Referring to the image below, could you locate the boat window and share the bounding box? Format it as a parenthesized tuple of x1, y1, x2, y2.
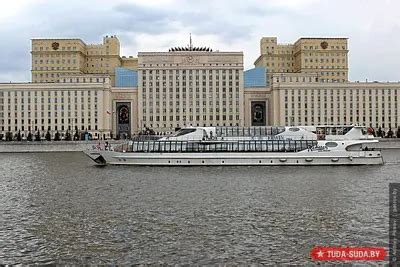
(129, 139, 318, 153)
(317, 127, 325, 134)
(227, 128, 232, 137)
(154, 142, 159, 152)
(212, 126, 286, 137)
(250, 141, 256, 151)
(158, 142, 164, 152)
(172, 128, 197, 137)
(170, 141, 176, 152)
(325, 142, 338, 148)
(343, 126, 353, 135)
(138, 141, 143, 151)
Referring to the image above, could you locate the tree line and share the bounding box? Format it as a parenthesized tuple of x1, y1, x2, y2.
(1, 129, 92, 141)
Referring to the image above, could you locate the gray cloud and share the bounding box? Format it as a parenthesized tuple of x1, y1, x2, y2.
(0, 0, 399, 82)
(26, 2, 177, 39)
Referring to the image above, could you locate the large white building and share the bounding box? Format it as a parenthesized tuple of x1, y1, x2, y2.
(0, 35, 399, 140)
(271, 73, 400, 128)
(2, 71, 399, 140)
(137, 47, 244, 131)
(0, 75, 113, 140)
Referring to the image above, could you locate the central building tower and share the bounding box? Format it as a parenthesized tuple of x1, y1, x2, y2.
(137, 43, 244, 132)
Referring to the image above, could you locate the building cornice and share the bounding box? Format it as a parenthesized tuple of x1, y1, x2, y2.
(294, 37, 348, 45)
(111, 87, 138, 92)
(0, 82, 110, 90)
(31, 50, 87, 57)
(31, 38, 87, 45)
(138, 51, 243, 56)
(272, 82, 400, 89)
(293, 50, 349, 57)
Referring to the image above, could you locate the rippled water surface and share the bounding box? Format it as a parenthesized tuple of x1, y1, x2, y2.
(1, 150, 400, 264)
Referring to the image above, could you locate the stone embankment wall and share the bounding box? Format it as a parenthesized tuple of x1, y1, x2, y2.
(370, 139, 400, 149)
(0, 141, 123, 153)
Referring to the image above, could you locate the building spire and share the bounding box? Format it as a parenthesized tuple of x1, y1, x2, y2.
(168, 34, 212, 52)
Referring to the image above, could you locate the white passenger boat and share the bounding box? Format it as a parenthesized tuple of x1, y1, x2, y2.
(84, 125, 383, 166)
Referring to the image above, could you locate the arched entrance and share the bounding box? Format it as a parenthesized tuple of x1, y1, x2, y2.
(116, 102, 131, 138)
(251, 101, 266, 126)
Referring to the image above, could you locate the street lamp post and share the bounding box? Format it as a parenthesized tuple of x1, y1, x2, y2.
(107, 110, 115, 140)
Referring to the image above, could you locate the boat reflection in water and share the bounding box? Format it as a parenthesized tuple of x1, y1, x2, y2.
(84, 125, 383, 166)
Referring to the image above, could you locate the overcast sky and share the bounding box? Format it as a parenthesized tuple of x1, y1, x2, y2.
(0, 0, 399, 82)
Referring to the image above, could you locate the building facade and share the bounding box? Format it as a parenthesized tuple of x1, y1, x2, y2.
(270, 73, 400, 129)
(0, 75, 112, 140)
(255, 37, 348, 83)
(1, 35, 398, 140)
(137, 48, 244, 131)
(31, 36, 138, 85)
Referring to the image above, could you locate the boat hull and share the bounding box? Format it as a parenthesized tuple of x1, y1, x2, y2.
(84, 150, 384, 166)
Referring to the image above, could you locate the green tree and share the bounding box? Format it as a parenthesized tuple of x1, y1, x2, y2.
(6, 132, 13, 141)
(388, 127, 394, 138)
(27, 131, 33, 141)
(45, 131, 51, 141)
(16, 131, 22, 141)
(35, 131, 41, 141)
(65, 130, 71, 141)
(54, 131, 61, 141)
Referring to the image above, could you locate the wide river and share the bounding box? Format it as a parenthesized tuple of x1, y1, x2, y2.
(1, 150, 400, 265)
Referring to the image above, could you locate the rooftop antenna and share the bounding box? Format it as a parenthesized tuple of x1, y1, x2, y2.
(189, 33, 193, 50)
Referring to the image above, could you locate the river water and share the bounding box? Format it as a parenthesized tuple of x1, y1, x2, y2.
(1, 150, 400, 265)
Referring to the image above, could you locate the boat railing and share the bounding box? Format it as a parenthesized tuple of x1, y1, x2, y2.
(215, 126, 286, 137)
(114, 139, 318, 153)
(131, 135, 163, 141)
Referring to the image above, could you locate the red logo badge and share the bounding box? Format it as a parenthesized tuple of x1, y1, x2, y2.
(310, 247, 386, 261)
